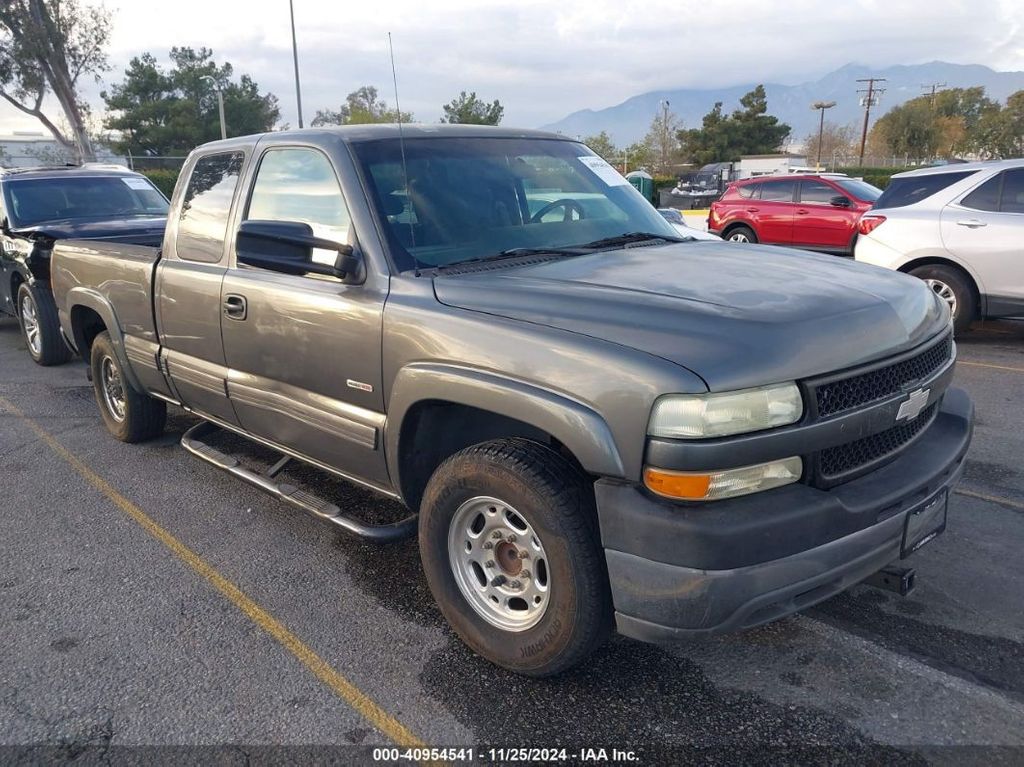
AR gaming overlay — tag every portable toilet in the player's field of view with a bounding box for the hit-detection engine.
[625,170,655,205]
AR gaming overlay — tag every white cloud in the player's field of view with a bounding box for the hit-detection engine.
[1,0,1021,136]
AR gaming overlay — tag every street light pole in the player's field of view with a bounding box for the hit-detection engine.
[811,100,836,170]
[659,99,671,173]
[289,0,304,128]
[202,76,227,140]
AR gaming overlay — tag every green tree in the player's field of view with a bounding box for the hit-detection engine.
[311,86,412,126]
[103,47,280,156]
[441,90,503,125]
[677,86,790,164]
[974,90,1024,158]
[622,140,653,172]
[0,0,112,162]
[644,105,682,174]
[582,130,618,163]
[869,87,1001,160]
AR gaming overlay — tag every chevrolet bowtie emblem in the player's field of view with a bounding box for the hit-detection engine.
[896,387,930,422]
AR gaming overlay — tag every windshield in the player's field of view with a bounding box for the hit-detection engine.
[832,177,882,202]
[351,137,679,270]
[4,175,169,228]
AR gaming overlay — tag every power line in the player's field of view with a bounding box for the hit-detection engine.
[856,77,886,165]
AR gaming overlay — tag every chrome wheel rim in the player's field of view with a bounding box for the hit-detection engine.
[20,294,41,356]
[100,355,127,422]
[729,231,750,243]
[447,495,550,632]
[924,278,958,317]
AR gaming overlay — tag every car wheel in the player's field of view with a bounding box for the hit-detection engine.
[727,225,757,244]
[418,438,611,676]
[909,264,976,335]
[90,331,166,442]
[17,282,72,366]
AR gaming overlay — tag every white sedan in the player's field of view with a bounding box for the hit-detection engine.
[657,208,722,241]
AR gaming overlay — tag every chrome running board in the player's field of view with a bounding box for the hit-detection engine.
[180,421,416,543]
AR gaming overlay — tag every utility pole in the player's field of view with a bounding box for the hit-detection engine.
[659,99,671,173]
[289,0,304,128]
[921,82,946,106]
[857,77,885,166]
[201,76,227,140]
[811,100,836,170]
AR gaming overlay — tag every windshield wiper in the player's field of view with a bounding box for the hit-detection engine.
[573,231,691,250]
[436,246,585,271]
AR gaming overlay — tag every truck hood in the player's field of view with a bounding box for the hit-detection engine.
[11,216,166,243]
[432,242,946,391]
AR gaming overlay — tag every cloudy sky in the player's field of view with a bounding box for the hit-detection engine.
[1,0,1022,135]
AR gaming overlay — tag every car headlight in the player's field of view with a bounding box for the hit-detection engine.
[648,383,803,439]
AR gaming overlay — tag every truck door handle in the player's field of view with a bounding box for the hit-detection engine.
[956,219,987,228]
[746,207,759,213]
[223,294,247,320]
[796,209,809,215]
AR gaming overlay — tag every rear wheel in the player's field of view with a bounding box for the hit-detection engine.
[909,264,976,335]
[90,331,166,442]
[17,282,71,366]
[418,438,611,676]
[726,225,757,244]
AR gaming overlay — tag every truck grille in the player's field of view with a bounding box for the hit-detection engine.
[818,402,938,480]
[815,333,952,418]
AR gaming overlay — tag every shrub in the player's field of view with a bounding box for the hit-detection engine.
[140,168,180,198]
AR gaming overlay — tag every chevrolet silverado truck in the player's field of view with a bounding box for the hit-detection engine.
[50,126,974,676]
[0,165,168,365]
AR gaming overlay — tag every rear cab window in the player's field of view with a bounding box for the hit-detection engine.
[176,152,245,263]
[874,171,973,210]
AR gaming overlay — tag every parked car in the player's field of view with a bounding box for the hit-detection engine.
[855,159,1024,334]
[0,165,168,364]
[656,208,722,240]
[708,174,882,255]
[51,126,972,676]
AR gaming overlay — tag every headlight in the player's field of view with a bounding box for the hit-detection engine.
[648,383,803,439]
[644,457,803,501]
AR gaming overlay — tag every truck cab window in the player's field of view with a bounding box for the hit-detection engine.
[177,152,244,263]
[245,148,351,266]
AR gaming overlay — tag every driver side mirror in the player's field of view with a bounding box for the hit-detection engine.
[236,220,364,284]
[829,195,853,208]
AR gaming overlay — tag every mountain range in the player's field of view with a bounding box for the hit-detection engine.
[539,62,1024,147]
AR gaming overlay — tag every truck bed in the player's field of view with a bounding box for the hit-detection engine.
[50,239,162,346]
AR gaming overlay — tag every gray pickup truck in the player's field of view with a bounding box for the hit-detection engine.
[51,125,973,676]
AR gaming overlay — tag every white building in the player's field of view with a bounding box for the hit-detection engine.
[0,131,126,168]
[736,154,811,179]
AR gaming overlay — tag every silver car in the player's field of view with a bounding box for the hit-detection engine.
[855,159,1024,333]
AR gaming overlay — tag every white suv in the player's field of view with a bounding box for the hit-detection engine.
[855,160,1024,333]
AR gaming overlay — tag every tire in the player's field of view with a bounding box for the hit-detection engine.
[17,282,72,366]
[90,331,166,442]
[909,264,976,335]
[726,224,757,244]
[419,438,611,676]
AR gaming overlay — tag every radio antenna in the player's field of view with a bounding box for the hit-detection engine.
[388,32,420,275]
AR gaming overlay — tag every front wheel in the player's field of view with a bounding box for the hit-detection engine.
[726,225,757,244]
[909,264,976,335]
[17,282,72,366]
[90,331,166,442]
[419,438,611,676]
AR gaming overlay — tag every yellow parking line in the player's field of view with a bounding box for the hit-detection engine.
[0,395,428,751]
[955,488,1024,512]
[958,360,1024,374]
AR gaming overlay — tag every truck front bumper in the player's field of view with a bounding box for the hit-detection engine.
[596,387,973,642]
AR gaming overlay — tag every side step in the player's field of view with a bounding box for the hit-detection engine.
[180,421,417,543]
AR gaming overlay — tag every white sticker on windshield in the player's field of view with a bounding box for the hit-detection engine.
[577,155,629,186]
[122,177,153,190]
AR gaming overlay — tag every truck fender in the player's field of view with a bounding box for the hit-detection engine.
[384,362,626,485]
[63,287,144,393]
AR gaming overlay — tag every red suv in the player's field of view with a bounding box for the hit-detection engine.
[708,174,882,255]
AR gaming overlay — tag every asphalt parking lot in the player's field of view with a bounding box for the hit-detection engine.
[2,314,1024,763]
